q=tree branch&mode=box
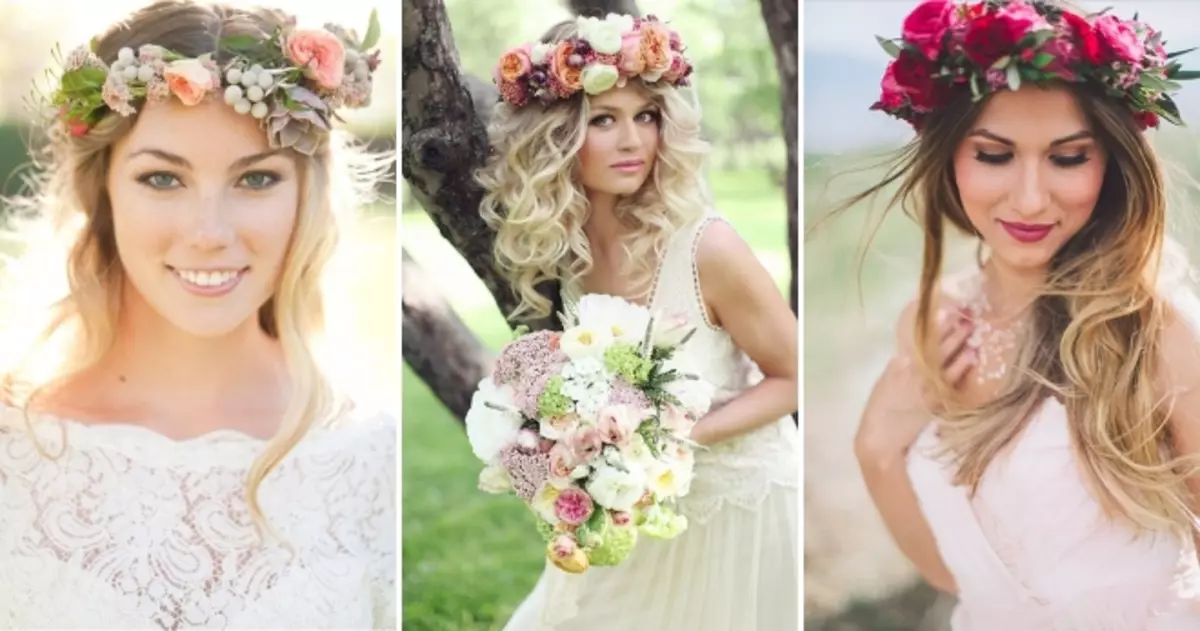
[564,0,640,18]
[401,248,493,422]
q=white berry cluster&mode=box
[110,46,165,84]
[222,64,276,119]
[334,48,374,109]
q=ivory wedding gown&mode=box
[906,271,1200,630]
[503,210,801,630]
[0,402,396,629]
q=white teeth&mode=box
[176,269,240,287]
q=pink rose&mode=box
[659,403,693,435]
[876,61,906,110]
[619,30,646,74]
[285,28,346,91]
[639,21,673,75]
[597,404,642,446]
[611,510,632,526]
[1093,15,1144,64]
[567,426,603,462]
[163,59,215,107]
[554,488,595,525]
[901,0,955,61]
[549,443,578,479]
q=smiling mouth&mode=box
[998,220,1055,243]
[167,266,249,295]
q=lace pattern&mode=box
[562,211,799,524]
[0,405,396,630]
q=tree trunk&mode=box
[758,0,798,317]
[565,0,640,18]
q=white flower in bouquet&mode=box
[651,310,694,348]
[531,483,563,524]
[561,357,611,417]
[559,324,614,360]
[586,458,647,512]
[465,377,523,464]
[478,464,513,494]
[575,294,651,345]
[619,433,659,471]
[645,450,694,499]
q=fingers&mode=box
[944,344,977,387]
[938,315,975,368]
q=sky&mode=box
[804,1,1200,152]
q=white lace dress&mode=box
[503,211,800,630]
[0,403,396,629]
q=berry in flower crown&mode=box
[493,12,694,108]
[870,0,1200,131]
[46,9,383,155]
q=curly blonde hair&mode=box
[0,0,389,541]
[476,20,710,322]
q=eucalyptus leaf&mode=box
[1167,47,1197,60]
[991,55,1011,70]
[970,73,981,99]
[1169,69,1200,80]
[1033,53,1054,69]
[361,9,381,51]
[876,35,901,59]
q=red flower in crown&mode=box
[901,0,956,60]
[963,1,1049,68]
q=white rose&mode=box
[618,433,659,472]
[645,458,690,499]
[530,483,563,523]
[586,460,647,512]
[652,311,695,347]
[586,20,623,54]
[581,63,620,95]
[464,377,523,464]
[531,43,553,65]
[478,465,513,494]
[605,12,636,34]
[559,325,614,360]
[576,294,651,345]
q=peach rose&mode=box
[619,31,646,75]
[495,43,533,85]
[550,41,583,97]
[638,22,673,77]
[163,59,215,106]
[285,28,346,91]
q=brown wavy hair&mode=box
[827,80,1200,537]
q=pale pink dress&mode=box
[907,396,1200,630]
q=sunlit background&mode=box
[804,1,1200,628]
[0,0,398,411]
[400,0,791,628]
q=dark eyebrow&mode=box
[591,102,657,114]
[967,128,1093,147]
[125,148,284,171]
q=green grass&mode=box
[400,168,790,630]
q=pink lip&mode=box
[611,160,645,173]
[999,220,1055,243]
[169,266,248,298]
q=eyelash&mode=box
[135,170,283,190]
[974,151,1090,167]
[589,110,662,126]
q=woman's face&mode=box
[106,99,300,338]
[577,83,661,199]
[953,85,1107,274]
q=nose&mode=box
[1009,159,1050,218]
[186,191,235,251]
[616,117,643,153]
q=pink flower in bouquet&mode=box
[659,403,694,435]
[1093,15,1144,64]
[611,510,632,526]
[285,28,346,90]
[498,444,551,501]
[568,426,604,462]
[554,488,595,525]
[549,443,579,479]
[606,378,651,409]
[597,404,643,446]
[493,330,564,384]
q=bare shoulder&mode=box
[694,216,755,274]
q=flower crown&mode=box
[493,13,694,108]
[870,0,1200,131]
[47,10,383,155]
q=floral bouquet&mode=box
[465,294,714,574]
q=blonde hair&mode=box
[829,81,1200,537]
[0,0,390,540]
[476,20,710,322]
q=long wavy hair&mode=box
[476,20,711,322]
[828,79,1200,537]
[0,0,389,540]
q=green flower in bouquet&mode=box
[638,503,688,539]
[537,376,572,418]
[603,343,653,385]
[586,518,639,566]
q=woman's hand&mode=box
[854,305,977,469]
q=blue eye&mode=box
[239,171,280,189]
[137,172,182,189]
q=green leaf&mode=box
[876,35,902,59]
[1006,64,1021,91]
[1167,47,1197,60]
[220,35,261,54]
[60,67,106,93]
[1031,30,1057,46]
[1139,72,1170,91]
[970,73,981,99]
[1033,53,1054,69]
[990,55,1011,70]
[1168,69,1200,81]
[360,8,381,51]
